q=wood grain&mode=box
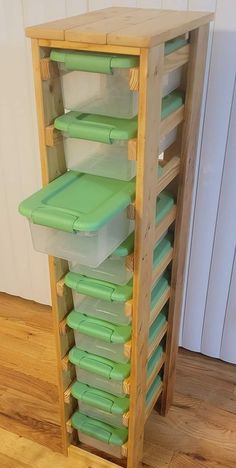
[128,43,164,468]
[25,7,214,48]
[0,328,235,468]
[161,24,210,416]
[0,292,62,452]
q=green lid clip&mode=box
[50,49,139,74]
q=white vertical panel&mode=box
[162,0,188,9]
[182,0,236,351]
[137,0,162,7]
[188,0,216,11]
[66,0,87,16]
[88,0,112,11]
[112,0,136,7]
[201,80,236,357]
[221,251,236,363]
[23,0,66,24]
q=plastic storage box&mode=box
[68,196,173,286]
[69,347,130,397]
[54,90,184,181]
[71,381,130,427]
[50,42,184,119]
[50,50,139,118]
[146,373,162,406]
[18,171,135,267]
[71,411,128,459]
[67,310,131,363]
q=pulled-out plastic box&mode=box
[19,171,135,267]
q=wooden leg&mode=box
[160,24,210,416]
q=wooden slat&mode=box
[108,10,214,47]
[127,43,164,468]
[124,300,133,321]
[160,105,185,139]
[123,377,131,395]
[146,353,166,392]
[152,248,174,287]
[163,44,190,74]
[128,138,137,161]
[145,384,163,422]
[149,287,171,327]
[157,156,180,195]
[154,205,177,246]
[31,39,74,454]
[38,39,141,56]
[129,68,139,91]
[65,9,166,44]
[148,323,168,360]
[25,7,119,40]
[45,125,62,147]
[40,57,59,81]
[161,24,210,416]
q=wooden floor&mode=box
[0,292,236,467]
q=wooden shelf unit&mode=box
[25,7,213,468]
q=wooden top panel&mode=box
[25,7,214,47]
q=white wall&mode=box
[0,0,235,362]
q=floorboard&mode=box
[0,293,236,467]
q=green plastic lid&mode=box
[146,374,162,405]
[54,90,183,144]
[69,347,130,381]
[67,310,131,343]
[165,38,188,55]
[19,171,135,233]
[71,381,129,415]
[153,234,172,270]
[148,310,167,344]
[151,275,169,311]
[114,192,175,257]
[55,112,138,144]
[147,345,163,378]
[72,411,128,446]
[50,49,139,74]
[65,273,133,302]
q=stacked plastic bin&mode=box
[19,37,187,459]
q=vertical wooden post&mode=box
[31,39,74,454]
[127,44,164,468]
[161,24,210,415]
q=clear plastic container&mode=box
[79,401,124,428]
[53,50,180,119]
[29,209,133,267]
[73,332,129,364]
[59,67,138,118]
[77,432,125,459]
[75,367,126,397]
[69,254,132,286]
[73,294,130,326]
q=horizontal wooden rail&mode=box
[145,383,163,422]
[64,382,74,404]
[160,105,184,139]
[124,341,131,360]
[152,248,173,288]
[149,287,171,326]
[157,156,180,195]
[61,353,73,372]
[148,323,168,360]
[57,277,66,297]
[163,44,190,74]
[146,353,166,392]
[154,205,176,246]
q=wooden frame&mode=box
[27,8,212,468]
